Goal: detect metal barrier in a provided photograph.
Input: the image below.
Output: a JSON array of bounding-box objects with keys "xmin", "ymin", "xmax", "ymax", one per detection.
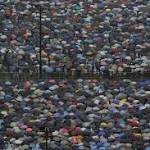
[{"xmin": 0, "ymin": 71, "xmax": 149, "ymax": 82}]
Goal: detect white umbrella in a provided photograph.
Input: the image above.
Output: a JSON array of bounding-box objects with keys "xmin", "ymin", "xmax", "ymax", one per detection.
[
  {"xmin": 141, "ymin": 63, "xmax": 147, "ymax": 67},
  {"xmin": 15, "ymin": 139, "xmax": 23, "ymax": 145},
  {"xmin": 0, "ymin": 35, "xmax": 7, "ymax": 40},
  {"xmin": 0, "ymin": 48, "xmax": 6, "ymax": 54}
]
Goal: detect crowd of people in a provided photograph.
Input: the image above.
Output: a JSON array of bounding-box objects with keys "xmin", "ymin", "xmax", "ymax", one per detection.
[
  {"xmin": 0, "ymin": 1, "xmax": 149, "ymax": 150},
  {"xmin": 0, "ymin": 0, "xmax": 150, "ymax": 75},
  {"xmin": 0, "ymin": 79, "xmax": 149, "ymax": 150}
]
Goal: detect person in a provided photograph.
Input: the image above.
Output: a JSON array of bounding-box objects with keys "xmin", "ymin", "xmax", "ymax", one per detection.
[
  {"xmin": 0, "ymin": 0, "xmax": 149, "ymax": 76},
  {"xmin": 0, "ymin": 78, "xmax": 149, "ymax": 149}
]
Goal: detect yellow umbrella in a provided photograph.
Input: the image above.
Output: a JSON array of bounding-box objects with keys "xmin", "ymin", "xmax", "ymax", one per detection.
[{"xmin": 86, "ymin": 51, "xmax": 93, "ymax": 56}]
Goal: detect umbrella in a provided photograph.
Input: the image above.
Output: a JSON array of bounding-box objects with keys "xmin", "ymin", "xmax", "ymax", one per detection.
[
  {"xmin": 48, "ymin": 79, "xmax": 56, "ymax": 84},
  {"xmin": 86, "ymin": 51, "xmax": 93, "ymax": 56},
  {"xmin": 0, "ymin": 35, "xmax": 7, "ymax": 40},
  {"xmin": 26, "ymin": 128, "xmax": 32, "ymax": 132},
  {"xmin": 14, "ymin": 139, "xmax": 23, "ymax": 145},
  {"xmin": 5, "ymin": 81, "xmax": 12, "ymax": 86},
  {"xmin": 49, "ymin": 85, "xmax": 59, "ymax": 91},
  {"xmin": 64, "ymin": 92, "xmax": 74, "ymax": 98},
  {"xmin": 1, "ymin": 111, "xmax": 8, "ymax": 116},
  {"xmin": 116, "ymin": 93, "xmax": 127, "ymax": 99},
  {"xmin": 0, "ymin": 48, "xmax": 6, "ymax": 53}
]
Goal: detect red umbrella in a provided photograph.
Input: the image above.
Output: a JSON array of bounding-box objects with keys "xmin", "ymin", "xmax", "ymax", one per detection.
[
  {"xmin": 26, "ymin": 128, "xmax": 32, "ymax": 132},
  {"xmin": 48, "ymin": 79, "xmax": 56, "ymax": 84},
  {"xmin": 5, "ymin": 8, "xmax": 12, "ymax": 17},
  {"xmin": 24, "ymin": 81, "xmax": 31, "ymax": 91},
  {"xmin": 128, "ymin": 119, "xmax": 139, "ymax": 127}
]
